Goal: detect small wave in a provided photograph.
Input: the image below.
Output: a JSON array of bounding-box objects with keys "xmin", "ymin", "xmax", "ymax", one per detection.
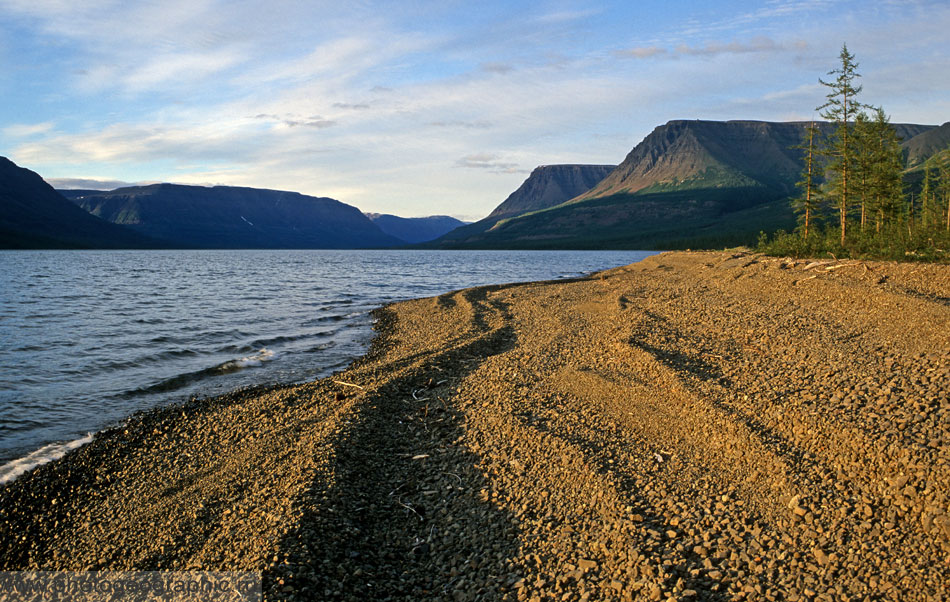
[
  {"xmin": 241, "ymin": 334, "xmax": 309, "ymax": 350},
  {"xmin": 12, "ymin": 345, "xmax": 46, "ymax": 352},
  {"xmin": 124, "ymin": 349, "xmax": 276, "ymax": 397},
  {"xmin": 0, "ymin": 433, "xmax": 95, "ymax": 485},
  {"xmin": 215, "ymin": 349, "xmax": 275, "ymax": 373},
  {"xmin": 309, "ymin": 314, "xmax": 346, "ymax": 324},
  {"xmin": 93, "ymin": 348, "xmax": 201, "ymax": 372},
  {"xmin": 134, "ymin": 317, "xmax": 165, "ymax": 325}
]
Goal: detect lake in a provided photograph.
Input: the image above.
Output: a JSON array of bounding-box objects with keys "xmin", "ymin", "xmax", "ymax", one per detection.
[{"xmin": 0, "ymin": 249, "xmax": 655, "ymax": 481}]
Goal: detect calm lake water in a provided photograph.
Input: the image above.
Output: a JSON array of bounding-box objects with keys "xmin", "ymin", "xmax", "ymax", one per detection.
[{"xmin": 0, "ymin": 249, "xmax": 655, "ymax": 480}]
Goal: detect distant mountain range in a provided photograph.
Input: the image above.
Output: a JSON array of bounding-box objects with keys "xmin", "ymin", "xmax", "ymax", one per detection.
[
  {"xmin": 0, "ymin": 157, "xmax": 467, "ymax": 249},
  {"xmin": 3, "ymin": 118, "xmax": 948, "ymax": 250},
  {"xmin": 428, "ymin": 119, "xmax": 947, "ymax": 250},
  {"xmin": 60, "ymin": 184, "xmax": 402, "ymax": 249},
  {"xmin": 365, "ymin": 213, "xmax": 467, "ymax": 244}
]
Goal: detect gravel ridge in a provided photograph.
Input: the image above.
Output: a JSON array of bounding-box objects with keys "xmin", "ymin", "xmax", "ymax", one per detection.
[{"xmin": 1, "ymin": 251, "xmax": 948, "ymax": 601}]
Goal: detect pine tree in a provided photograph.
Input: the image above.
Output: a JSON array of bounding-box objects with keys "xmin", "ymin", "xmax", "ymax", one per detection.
[
  {"xmin": 818, "ymin": 44, "xmax": 864, "ymax": 246},
  {"xmin": 921, "ymin": 161, "xmax": 935, "ymax": 229},
  {"xmin": 936, "ymin": 152, "xmax": 950, "ymax": 232},
  {"xmin": 852, "ymin": 111, "xmax": 872, "ymax": 231},
  {"xmin": 867, "ymin": 107, "xmax": 904, "ymax": 231}
]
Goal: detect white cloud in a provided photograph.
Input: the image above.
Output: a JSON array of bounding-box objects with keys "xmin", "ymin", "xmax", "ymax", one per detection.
[
  {"xmin": 44, "ymin": 177, "xmax": 148, "ymax": 190},
  {"xmin": 676, "ymin": 37, "xmax": 782, "ymax": 56},
  {"xmin": 3, "ymin": 122, "xmax": 54, "ymax": 137},
  {"xmin": 123, "ymin": 49, "xmax": 246, "ymax": 91},
  {"xmin": 455, "ymin": 153, "xmax": 523, "ymax": 173},
  {"xmin": 535, "ymin": 8, "xmax": 601, "ymax": 24},
  {"xmin": 615, "ymin": 46, "xmax": 667, "ymax": 59}
]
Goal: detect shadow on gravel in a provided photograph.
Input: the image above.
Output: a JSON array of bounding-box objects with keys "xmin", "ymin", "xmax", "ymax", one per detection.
[
  {"xmin": 269, "ymin": 293, "xmax": 520, "ymax": 601},
  {"xmin": 515, "ymin": 403, "xmax": 732, "ymax": 602},
  {"xmin": 627, "ymin": 338, "xmax": 726, "ymax": 383}
]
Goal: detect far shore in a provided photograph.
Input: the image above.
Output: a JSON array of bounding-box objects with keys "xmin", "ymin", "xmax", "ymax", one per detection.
[{"xmin": 1, "ymin": 250, "xmax": 948, "ymax": 601}]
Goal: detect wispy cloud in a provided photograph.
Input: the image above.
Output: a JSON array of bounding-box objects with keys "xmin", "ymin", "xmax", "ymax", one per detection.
[
  {"xmin": 253, "ymin": 114, "xmax": 337, "ymax": 129},
  {"xmin": 429, "ymin": 120, "xmax": 493, "ymax": 129},
  {"xmin": 455, "ymin": 153, "xmax": 523, "ymax": 173},
  {"xmin": 676, "ymin": 37, "xmax": 783, "ymax": 56},
  {"xmin": 480, "ymin": 62, "xmax": 514, "ymax": 74},
  {"xmin": 616, "ymin": 37, "xmax": 788, "ymax": 60},
  {"xmin": 44, "ymin": 177, "xmax": 149, "ymax": 190},
  {"xmin": 534, "ymin": 8, "xmax": 601, "ymax": 24},
  {"xmin": 614, "ymin": 46, "xmax": 667, "ymax": 59},
  {"xmin": 4, "ymin": 122, "xmax": 55, "ymax": 137},
  {"xmin": 332, "ymin": 102, "xmax": 372, "ymax": 110}
]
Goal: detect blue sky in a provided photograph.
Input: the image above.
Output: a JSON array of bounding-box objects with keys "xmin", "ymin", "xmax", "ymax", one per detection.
[{"xmin": 1, "ymin": 0, "xmax": 948, "ymax": 219}]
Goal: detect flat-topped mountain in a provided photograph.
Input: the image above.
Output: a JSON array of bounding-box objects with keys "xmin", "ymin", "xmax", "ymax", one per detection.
[
  {"xmin": 427, "ymin": 164, "xmax": 615, "ymax": 247},
  {"xmin": 64, "ymin": 184, "xmax": 401, "ymax": 249},
  {"xmin": 576, "ymin": 120, "xmax": 933, "ymax": 201},
  {"xmin": 431, "ymin": 119, "xmax": 941, "ymax": 249},
  {"xmin": 365, "ymin": 213, "xmax": 466, "ymax": 244},
  {"xmin": 0, "ymin": 157, "xmax": 157, "ymax": 249},
  {"xmin": 487, "ymin": 164, "xmax": 616, "ymax": 220}
]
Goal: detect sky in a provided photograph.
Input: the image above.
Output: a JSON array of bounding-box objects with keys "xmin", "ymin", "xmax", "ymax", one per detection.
[{"xmin": 1, "ymin": 1, "xmax": 949, "ymax": 220}]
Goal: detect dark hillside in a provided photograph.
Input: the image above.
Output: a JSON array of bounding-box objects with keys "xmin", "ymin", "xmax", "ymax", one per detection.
[
  {"xmin": 0, "ymin": 157, "xmax": 157, "ymax": 249},
  {"xmin": 69, "ymin": 184, "xmax": 401, "ymax": 249}
]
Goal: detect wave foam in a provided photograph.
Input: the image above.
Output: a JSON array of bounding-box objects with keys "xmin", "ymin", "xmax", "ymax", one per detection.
[
  {"xmin": 215, "ymin": 348, "xmax": 275, "ymax": 373},
  {"xmin": 0, "ymin": 433, "xmax": 95, "ymax": 485}
]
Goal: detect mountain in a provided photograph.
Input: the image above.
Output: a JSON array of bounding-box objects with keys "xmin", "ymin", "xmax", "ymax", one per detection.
[
  {"xmin": 903, "ymin": 122, "xmax": 950, "ymax": 167},
  {"xmin": 431, "ymin": 120, "xmax": 940, "ymax": 250},
  {"xmin": 64, "ymin": 184, "xmax": 402, "ymax": 249},
  {"xmin": 576, "ymin": 120, "xmax": 933, "ymax": 201},
  {"xmin": 486, "ymin": 164, "xmax": 617, "ymax": 220},
  {"xmin": 427, "ymin": 164, "xmax": 615, "ymax": 246},
  {"xmin": 0, "ymin": 157, "xmax": 157, "ymax": 249},
  {"xmin": 365, "ymin": 213, "xmax": 467, "ymax": 244}
]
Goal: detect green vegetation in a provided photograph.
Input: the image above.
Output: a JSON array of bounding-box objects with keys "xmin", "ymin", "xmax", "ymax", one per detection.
[
  {"xmin": 759, "ymin": 44, "xmax": 950, "ymax": 261},
  {"xmin": 638, "ymin": 167, "xmax": 762, "ymax": 194}
]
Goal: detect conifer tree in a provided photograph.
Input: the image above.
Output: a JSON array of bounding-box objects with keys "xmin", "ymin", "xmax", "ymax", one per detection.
[
  {"xmin": 921, "ymin": 161, "xmax": 935, "ymax": 228},
  {"xmin": 867, "ymin": 107, "xmax": 905, "ymax": 231},
  {"xmin": 852, "ymin": 111, "xmax": 872, "ymax": 231},
  {"xmin": 937, "ymin": 152, "xmax": 950, "ymax": 232},
  {"xmin": 818, "ymin": 44, "xmax": 864, "ymax": 245}
]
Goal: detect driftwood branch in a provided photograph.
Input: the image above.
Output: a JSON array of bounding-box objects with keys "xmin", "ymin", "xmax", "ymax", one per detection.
[{"xmin": 333, "ymin": 380, "xmax": 365, "ymax": 390}]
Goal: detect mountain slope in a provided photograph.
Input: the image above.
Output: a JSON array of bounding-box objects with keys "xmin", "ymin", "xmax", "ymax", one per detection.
[
  {"xmin": 365, "ymin": 214, "xmax": 466, "ymax": 244},
  {"xmin": 903, "ymin": 122, "xmax": 950, "ymax": 167},
  {"xmin": 0, "ymin": 157, "xmax": 157, "ymax": 249},
  {"xmin": 487, "ymin": 164, "xmax": 616, "ymax": 220},
  {"xmin": 428, "ymin": 164, "xmax": 615, "ymax": 246},
  {"xmin": 67, "ymin": 184, "xmax": 401, "ymax": 249},
  {"xmin": 435, "ymin": 119, "xmax": 938, "ymax": 250},
  {"xmin": 577, "ymin": 120, "xmax": 934, "ymax": 202}
]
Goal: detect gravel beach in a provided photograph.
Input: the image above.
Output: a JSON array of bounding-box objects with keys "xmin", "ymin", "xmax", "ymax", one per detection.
[{"xmin": 1, "ymin": 250, "xmax": 948, "ymax": 601}]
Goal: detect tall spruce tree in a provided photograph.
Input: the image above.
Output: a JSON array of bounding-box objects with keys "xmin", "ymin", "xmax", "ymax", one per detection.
[
  {"xmin": 818, "ymin": 44, "xmax": 864, "ymax": 245},
  {"xmin": 867, "ymin": 107, "xmax": 904, "ymax": 231},
  {"xmin": 921, "ymin": 160, "xmax": 935, "ymax": 228},
  {"xmin": 937, "ymin": 152, "xmax": 950, "ymax": 232},
  {"xmin": 852, "ymin": 111, "xmax": 872, "ymax": 231}
]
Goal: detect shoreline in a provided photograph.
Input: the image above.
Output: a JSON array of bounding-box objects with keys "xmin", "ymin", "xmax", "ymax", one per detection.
[
  {"xmin": 0, "ymin": 248, "xmax": 651, "ymax": 475},
  {"xmin": 1, "ymin": 250, "xmax": 948, "ymax": 601}
]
